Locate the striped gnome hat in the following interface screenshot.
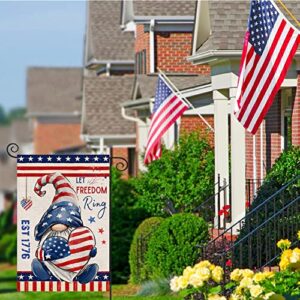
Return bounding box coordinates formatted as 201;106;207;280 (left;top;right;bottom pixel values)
34;172;78;205
34;173;83;241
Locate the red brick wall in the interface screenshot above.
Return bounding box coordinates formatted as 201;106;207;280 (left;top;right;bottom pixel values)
111;147;130;179
135;25;210;74
34;122;83;154
135;25;150;73
155;32;210;74
292;74;300;146
245;93;282;181
180;115;214;146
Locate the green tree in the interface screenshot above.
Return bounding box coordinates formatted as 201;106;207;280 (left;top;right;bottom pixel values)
133;132;214;215
111;168;148;283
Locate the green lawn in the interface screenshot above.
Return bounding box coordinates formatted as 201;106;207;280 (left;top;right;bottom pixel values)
0;265;180;299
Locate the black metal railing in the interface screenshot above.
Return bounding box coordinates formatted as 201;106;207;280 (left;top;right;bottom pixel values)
245;178;264;210
200;174;300;272
193;174;231;231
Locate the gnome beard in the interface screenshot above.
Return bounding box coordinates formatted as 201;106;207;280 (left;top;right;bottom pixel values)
38;226;77;282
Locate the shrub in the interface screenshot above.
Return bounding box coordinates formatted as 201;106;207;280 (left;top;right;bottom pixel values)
133;132;214;216
0;232;17;264
129;217;164;284
111;168;148;283
145;214;209;280
235;147;300;268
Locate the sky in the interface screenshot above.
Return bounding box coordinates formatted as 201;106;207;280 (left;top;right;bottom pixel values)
0;0;86;112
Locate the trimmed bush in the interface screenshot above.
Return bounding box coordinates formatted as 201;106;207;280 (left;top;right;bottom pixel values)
111;167;148;283
129;217;164;284
235;147;300;267
133;132;214;216
145;214;209;279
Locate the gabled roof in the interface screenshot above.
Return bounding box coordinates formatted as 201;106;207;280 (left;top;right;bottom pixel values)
193;0;300;57
133;0;196;17
82;75;135;136
27;67;82;116
87;0;134;62
133;74;211;99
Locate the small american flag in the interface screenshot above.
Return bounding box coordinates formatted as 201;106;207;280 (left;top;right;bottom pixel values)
21;198;32;210
235;0;300;134
144;75;189;164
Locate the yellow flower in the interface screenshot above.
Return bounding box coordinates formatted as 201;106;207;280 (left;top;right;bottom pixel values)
195;260;213;270
177;275;189;289
277;239;291;250
263;292;275;299
208;294;226;300
231;269;243;282
290;248;300;264
188;273;204;288
279;249;293;270
249;284;264;298
241;269;254;278
170;276;181;292
253;272;266;283
240;277;253;288
229;294;243;300
212;266;224;283
196;267;211;281
182;266;194;281
298;230;300;240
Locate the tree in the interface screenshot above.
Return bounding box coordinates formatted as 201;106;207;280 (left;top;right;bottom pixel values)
133;132;214;216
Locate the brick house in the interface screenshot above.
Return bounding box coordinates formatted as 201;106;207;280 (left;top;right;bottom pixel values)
188;0;300;224
120;0;215;171
81;0;136;176
27;67;84;154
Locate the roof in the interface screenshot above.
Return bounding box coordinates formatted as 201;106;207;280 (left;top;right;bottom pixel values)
133;0;196;16
82;75;135;136
87;1;134;62
195;0;300;55
134;74;211;99
27;67;82;115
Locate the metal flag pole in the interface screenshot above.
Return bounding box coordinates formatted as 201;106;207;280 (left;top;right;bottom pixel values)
157;68;214;133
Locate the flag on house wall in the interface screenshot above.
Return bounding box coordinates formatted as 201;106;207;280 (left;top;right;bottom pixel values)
17;155;110;292
235;0;300;134
144;75;189;164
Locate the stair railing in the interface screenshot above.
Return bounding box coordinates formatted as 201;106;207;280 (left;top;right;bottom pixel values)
200;174;300;268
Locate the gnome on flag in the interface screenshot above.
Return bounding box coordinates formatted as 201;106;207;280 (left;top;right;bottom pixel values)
31;172;99;284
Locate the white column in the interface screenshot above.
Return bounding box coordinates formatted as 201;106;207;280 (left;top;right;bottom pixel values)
149;19;155;73
213;90;229;227
230;87;246;226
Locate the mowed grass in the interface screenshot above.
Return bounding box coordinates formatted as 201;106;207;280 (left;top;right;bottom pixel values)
0;265;180;299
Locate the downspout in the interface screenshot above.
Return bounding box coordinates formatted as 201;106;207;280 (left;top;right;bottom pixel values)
149;19;155;73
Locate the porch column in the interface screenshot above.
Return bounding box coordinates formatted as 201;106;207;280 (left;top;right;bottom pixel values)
213;90;229;228
230;87;246;225
292;69;300;146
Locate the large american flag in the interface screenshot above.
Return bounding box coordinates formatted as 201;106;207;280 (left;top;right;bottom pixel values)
144;75;189;164
235;0;300;134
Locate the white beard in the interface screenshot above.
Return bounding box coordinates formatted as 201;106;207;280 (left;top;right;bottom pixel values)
39;227;78;282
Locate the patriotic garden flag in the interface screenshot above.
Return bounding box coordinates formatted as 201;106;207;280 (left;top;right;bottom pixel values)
17;154;110;292
144;74;189;164
235;0;300;134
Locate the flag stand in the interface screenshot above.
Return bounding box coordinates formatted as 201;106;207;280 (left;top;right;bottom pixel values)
7;142;128;300
277;0;300;28
157;68;214;133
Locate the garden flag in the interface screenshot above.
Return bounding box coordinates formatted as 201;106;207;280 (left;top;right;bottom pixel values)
235;0;300;134
17;154;110;292
144;74;189;164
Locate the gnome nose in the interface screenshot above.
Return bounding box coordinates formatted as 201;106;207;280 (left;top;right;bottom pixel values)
51;224;68;232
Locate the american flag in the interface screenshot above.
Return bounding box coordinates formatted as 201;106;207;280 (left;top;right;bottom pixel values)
37;227;96;272
21;198;32;210
144;75;189;164
235;0;300;134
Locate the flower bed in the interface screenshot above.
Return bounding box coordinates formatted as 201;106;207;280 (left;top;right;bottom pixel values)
170;232;300;299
